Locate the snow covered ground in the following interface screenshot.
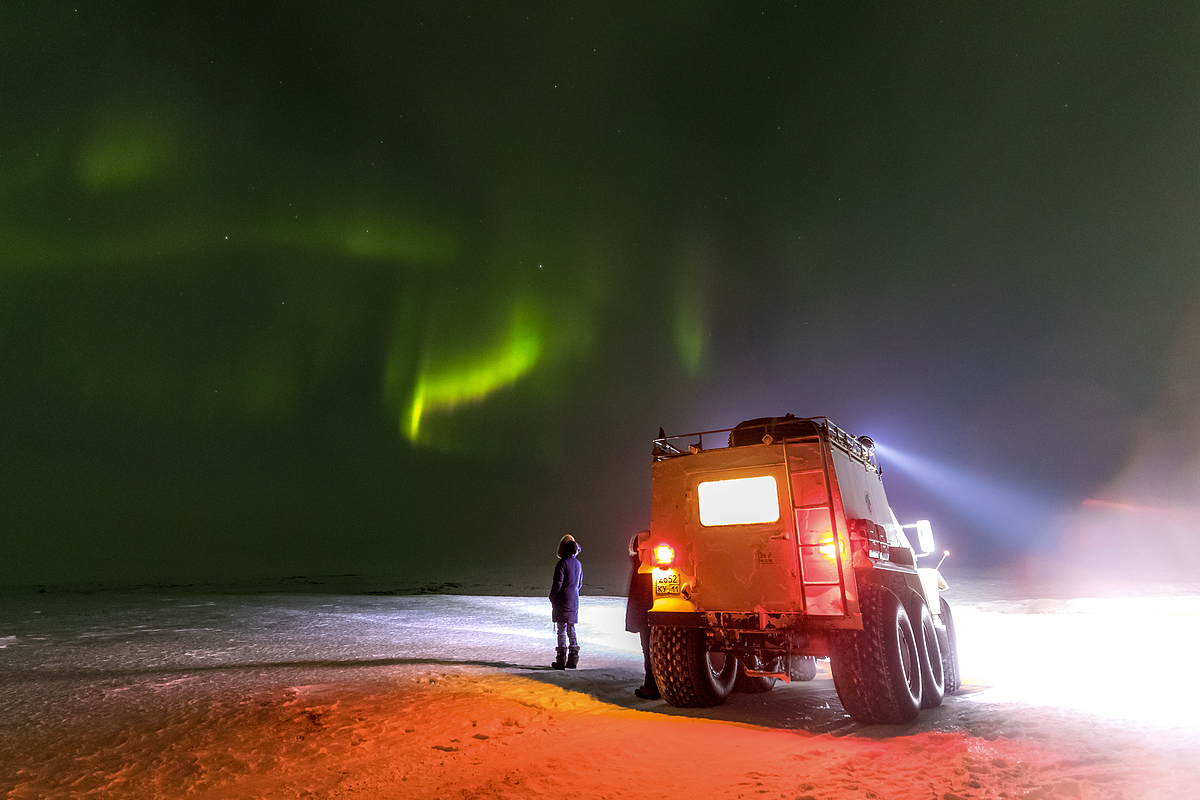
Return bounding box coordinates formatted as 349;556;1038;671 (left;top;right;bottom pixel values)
2;575;1199;799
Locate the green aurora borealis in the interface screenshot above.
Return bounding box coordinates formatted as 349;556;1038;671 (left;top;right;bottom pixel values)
5;3;1200;586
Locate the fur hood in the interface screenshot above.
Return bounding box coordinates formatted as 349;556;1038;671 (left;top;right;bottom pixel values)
557;535;581;559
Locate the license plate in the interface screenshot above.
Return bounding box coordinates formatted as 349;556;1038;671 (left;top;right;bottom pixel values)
655;571;681;595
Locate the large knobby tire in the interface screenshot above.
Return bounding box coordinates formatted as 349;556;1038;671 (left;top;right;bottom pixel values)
907;595;945;710
937;597;962;694
733;654;778;694
650;626;739;708
829;583;923;724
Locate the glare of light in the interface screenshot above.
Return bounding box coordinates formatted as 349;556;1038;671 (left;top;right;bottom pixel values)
698;475;780;527
957;595;1200;728
873;441;1063;551
402;302;542;442
577;601;644;654
654;544;675;565
818;538;837;559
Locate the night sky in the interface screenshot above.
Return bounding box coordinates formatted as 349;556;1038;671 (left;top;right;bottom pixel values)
5;3;1200;588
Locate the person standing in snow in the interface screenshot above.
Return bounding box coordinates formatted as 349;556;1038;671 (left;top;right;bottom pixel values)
625;531;659;699
549;534;584;670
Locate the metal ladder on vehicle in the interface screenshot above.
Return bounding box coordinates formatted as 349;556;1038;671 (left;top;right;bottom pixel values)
782;427;850;617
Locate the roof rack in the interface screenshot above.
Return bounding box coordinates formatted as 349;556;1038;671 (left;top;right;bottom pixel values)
652;416;878;471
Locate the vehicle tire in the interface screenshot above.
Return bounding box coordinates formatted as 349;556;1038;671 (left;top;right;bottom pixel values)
829;583;923;724
789;655;818;682
937;597;961;694
650;626;739;708
907;596;945;709
733;654;777;693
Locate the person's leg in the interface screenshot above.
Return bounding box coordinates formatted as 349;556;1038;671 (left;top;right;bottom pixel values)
642;630;656;688
552;623;567;669
565;623;580;668
636;629;660;698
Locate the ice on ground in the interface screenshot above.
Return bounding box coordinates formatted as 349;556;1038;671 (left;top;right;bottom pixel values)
1;576;1198;799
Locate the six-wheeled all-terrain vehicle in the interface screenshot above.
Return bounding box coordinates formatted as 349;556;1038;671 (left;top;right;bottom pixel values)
636;415;960;724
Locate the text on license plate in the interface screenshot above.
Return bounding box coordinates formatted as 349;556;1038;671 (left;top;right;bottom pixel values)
655;572;681;595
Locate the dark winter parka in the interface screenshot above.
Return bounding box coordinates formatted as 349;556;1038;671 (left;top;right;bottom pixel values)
624;539;653;634
549;539;584;624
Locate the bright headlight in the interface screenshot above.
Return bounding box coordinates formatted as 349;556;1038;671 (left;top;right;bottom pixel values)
698;475;780;526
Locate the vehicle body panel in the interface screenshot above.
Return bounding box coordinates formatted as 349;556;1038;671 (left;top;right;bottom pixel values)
644;417;931;640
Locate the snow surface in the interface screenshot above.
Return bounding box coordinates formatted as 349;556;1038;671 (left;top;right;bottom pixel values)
2;576;1199;799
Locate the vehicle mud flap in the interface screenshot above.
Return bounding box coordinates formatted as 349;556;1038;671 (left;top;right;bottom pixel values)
937;596;961;694
905;593;945;709
650;626;739;708
829;583;923;724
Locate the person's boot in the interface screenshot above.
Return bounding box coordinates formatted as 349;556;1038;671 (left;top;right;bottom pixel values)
635;672;660;699
635;682;660;700
551;647;567;670
565;646;580;669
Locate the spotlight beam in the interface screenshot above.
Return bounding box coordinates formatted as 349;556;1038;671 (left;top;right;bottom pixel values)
873;441;1065;551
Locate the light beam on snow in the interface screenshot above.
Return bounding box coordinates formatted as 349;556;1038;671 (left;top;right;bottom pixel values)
956;594;1200;728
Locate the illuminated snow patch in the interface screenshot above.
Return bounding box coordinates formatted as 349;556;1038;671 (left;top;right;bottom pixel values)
957;596;1200;728
577;602;643;654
